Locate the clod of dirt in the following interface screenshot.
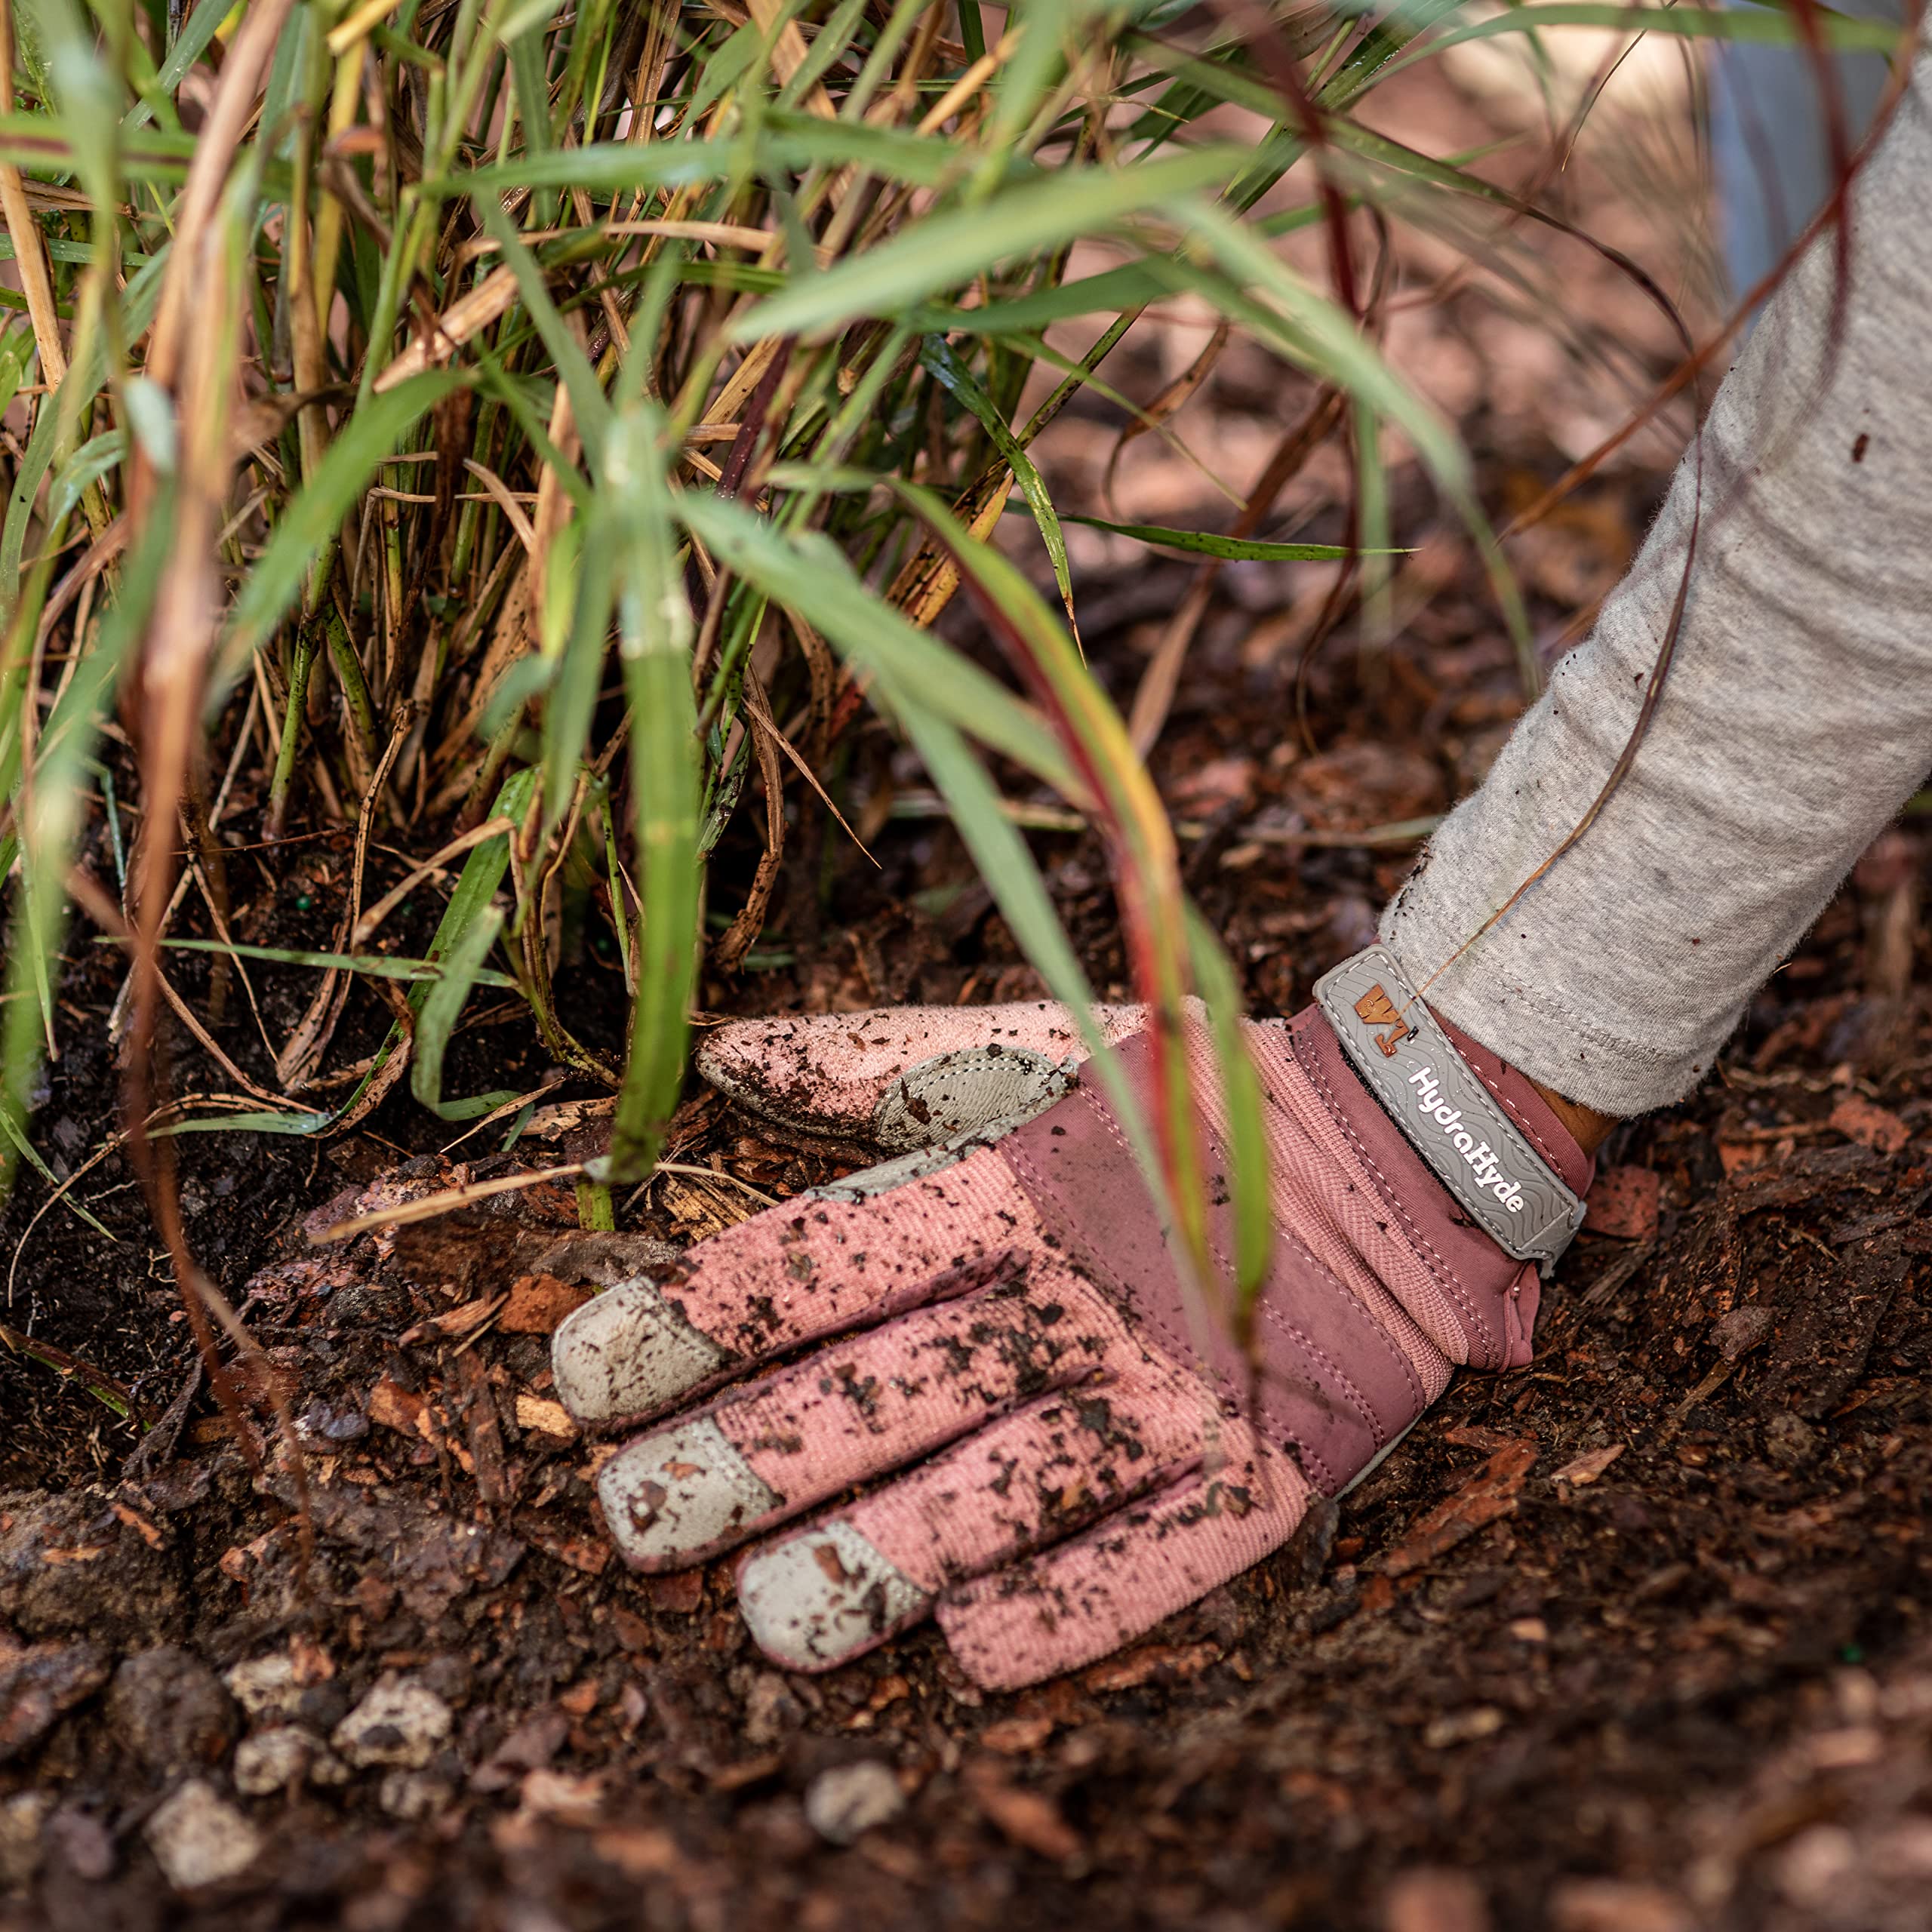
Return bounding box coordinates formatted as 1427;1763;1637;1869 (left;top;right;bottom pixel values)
142;1779;262;1891
804;1760;906;1844
232;1724;343;1795
105;1647;235;1770
1712;1304;1775;1361
0;1641;109;1764
331;1678;453;1770
0;1491;181;1642
1764;1409;1823;1469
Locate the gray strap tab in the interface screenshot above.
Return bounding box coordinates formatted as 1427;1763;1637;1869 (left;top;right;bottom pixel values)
1314;946;1585;1275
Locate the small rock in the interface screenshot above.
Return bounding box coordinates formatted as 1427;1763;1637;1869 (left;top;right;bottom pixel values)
108;1647;235;1769
1776;1826;1859;1909
0;1791;51;1891
232;1725;320;1796
1585;1166;1659;1241
380;1770;455;1821
1422;1706;1506;1749
803;1760;906;1844
331;1678;453;1769
516;1767;605;1826
43;1805;113;1882
469;1709;569;1793
224;1654;303;1722
143;1779;262;1891
419;1652;473;1709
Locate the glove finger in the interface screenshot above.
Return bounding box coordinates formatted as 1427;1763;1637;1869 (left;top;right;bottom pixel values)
731;1352;1219;1673
553;1142;1037;1428
697;1001;1151;1148
594;1269;1125;1570
934;1437;1312;1692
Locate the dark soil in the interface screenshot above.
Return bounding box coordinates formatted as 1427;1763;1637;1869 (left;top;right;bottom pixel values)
3;62;1928;1932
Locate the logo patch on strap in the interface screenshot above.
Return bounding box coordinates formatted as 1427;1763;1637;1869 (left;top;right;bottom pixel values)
1315;946;1586;1275
1352;983;1415;1057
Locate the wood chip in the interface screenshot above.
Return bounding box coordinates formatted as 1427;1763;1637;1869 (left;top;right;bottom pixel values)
1381;1440;1537;1579
1585;1166;1659;1241
962;1758;1083;1862
500;1274;594;1336
1830;1094;1910;1155
1081;1640;1220;1692
366;1377;425;1435
979;1712;1058;1755
638;1568;703;1614
514;1393;578;1440
1553;1442;1625;1487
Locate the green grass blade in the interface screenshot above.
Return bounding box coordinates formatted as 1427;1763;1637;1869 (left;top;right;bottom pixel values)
601;405;700;1185
411;903;524;1120
220;371;465;681
920;335;1078;638
152;938;521;989
725;146;1251;343
1184;904;1272;1305
1051;511;1385;563
678;491;1078;795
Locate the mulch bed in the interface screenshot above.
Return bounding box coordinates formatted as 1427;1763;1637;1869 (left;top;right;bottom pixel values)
3;60;1927;1932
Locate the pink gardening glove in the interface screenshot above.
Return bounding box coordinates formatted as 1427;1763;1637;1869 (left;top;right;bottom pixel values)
552;950;1594;1690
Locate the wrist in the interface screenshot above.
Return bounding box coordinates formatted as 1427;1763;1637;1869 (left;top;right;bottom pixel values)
1527;1078;1620;1156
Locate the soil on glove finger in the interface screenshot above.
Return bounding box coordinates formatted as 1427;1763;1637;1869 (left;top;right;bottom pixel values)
4;67;1929;1932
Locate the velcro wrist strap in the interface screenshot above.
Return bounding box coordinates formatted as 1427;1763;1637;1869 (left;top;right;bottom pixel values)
1314;946;1586;1275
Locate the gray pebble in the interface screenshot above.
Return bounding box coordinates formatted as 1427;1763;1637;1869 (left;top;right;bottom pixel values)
331;1678;453;1770
804;1761;906;1845
143;1780;262;1890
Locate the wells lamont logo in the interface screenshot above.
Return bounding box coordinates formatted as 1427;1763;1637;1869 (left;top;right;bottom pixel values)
1354;983;1414;1058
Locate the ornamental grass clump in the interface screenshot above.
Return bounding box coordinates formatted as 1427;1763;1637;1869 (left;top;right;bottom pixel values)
0;0;1900;1415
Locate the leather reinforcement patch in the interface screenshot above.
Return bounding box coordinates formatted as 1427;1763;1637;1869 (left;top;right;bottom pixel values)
1314;946;1586;1275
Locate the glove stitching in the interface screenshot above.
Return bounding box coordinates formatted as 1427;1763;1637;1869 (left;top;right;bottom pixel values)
1194;1198;1420;1444
1293;1031;1496;1364
1069;1092;1389;1457
1002;1107;1349;1497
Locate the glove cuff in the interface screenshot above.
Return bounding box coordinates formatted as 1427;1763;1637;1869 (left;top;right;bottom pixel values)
1314;946;1589;1278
